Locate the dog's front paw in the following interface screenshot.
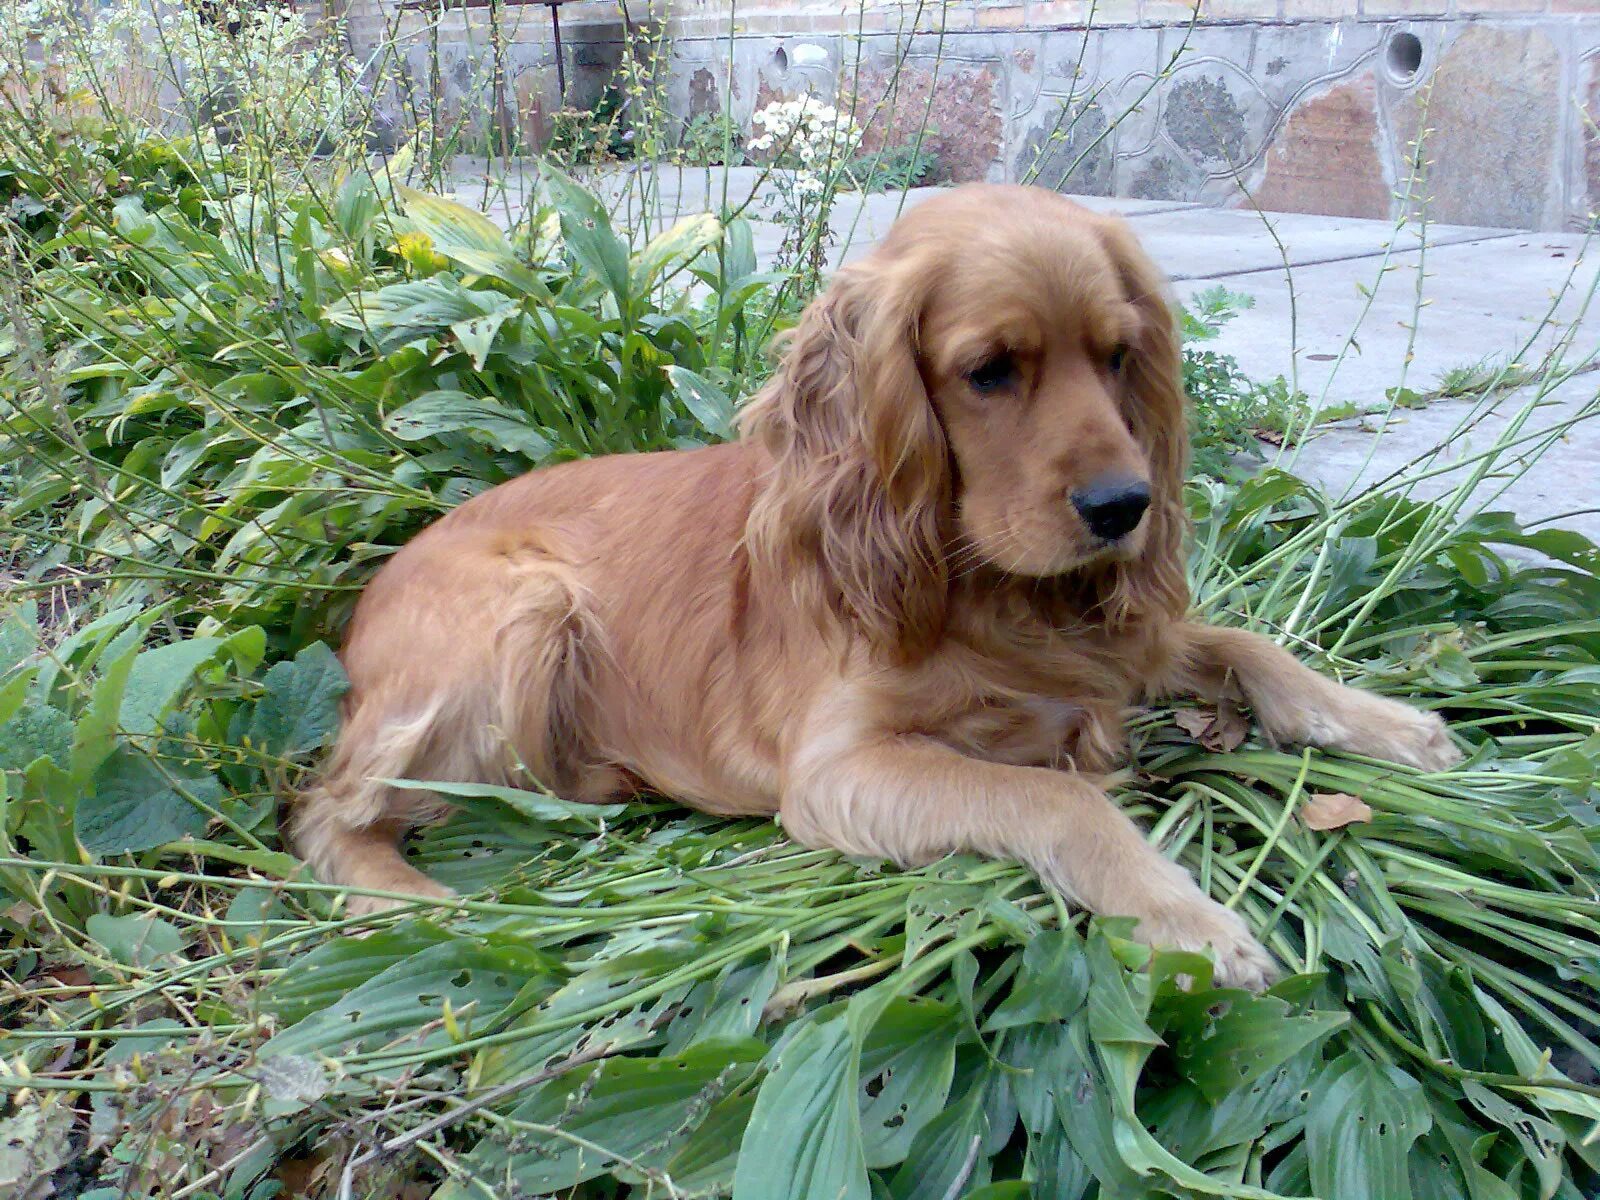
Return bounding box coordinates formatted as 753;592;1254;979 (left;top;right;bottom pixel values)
1132;897;1276;992
1329;695;1461;772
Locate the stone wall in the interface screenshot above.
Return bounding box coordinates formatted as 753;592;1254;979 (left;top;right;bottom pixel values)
332;0;1600;230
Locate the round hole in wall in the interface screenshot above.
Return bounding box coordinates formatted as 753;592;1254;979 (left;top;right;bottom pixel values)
1386;31;1423;83
772;46;789;73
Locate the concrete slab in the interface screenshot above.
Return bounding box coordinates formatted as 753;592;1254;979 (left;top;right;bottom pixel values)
1176;234;1600;407
1276;374;1600;544
1126;207;1516;281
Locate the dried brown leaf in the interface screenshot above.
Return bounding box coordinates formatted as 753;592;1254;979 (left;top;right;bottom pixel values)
1300;792;1373;831
1173;702;1249;753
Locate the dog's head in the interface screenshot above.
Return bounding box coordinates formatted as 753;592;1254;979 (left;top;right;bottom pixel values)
743;184;1189;659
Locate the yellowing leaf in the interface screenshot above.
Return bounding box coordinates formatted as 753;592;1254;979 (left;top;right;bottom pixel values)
1301;792;1373;831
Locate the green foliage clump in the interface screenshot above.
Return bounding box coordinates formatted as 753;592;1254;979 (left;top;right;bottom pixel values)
674;111;747;167
1182;285;1307;475
843;142;943;193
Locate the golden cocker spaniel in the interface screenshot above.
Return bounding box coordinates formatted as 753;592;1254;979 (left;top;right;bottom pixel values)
294;185;1459;988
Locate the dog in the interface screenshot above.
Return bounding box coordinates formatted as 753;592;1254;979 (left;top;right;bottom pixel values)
293;184;1459;989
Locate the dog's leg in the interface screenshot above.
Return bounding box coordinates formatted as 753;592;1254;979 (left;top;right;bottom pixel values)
1168;623;1460;771
781;725;1275;990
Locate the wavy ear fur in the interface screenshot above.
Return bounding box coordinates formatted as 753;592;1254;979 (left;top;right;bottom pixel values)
740;260;950;661
1098;219;1191;626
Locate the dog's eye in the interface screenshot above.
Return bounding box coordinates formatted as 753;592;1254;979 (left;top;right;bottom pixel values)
966;354;1016;394
1108;344;1129;374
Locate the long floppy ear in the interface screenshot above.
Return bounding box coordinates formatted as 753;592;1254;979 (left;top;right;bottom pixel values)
740;258;950;661
1097;219;1191;626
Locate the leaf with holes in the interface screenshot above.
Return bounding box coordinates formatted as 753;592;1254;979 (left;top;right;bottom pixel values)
1306;1053;1432;1200
262;937;546;1059
262;921;458;1026
857;998;960;1168
1163;988;1347;1103
888;1074;993;1200
441;1039;767;1199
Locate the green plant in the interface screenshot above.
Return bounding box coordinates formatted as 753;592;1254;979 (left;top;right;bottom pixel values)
0;144;777;647
547;89;636;165
1181;286;1308;475
842;142;941;192
675;111;746;167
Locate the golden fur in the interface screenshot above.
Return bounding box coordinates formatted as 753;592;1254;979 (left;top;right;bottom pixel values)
294;185;1459;988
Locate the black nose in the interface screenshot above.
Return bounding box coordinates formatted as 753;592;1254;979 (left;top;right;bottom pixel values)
1071;477;1152;542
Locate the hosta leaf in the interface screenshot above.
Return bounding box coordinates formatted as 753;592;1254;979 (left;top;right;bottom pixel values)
442;1039;767;1199
244;641;347;760
857;997;959;1168
1306;1053;1431;1200
889;1076;992;1200
450;309;512;371
985;928;1088;1030
263;921;459;1025
385;390;552;460
1165;988;1347;1103
666;365;734;440
733;1014;869;1200
393;184;511;255
262;936;544;1059
634;212;721;288
1461;1082;1564;1200
543;167;631;304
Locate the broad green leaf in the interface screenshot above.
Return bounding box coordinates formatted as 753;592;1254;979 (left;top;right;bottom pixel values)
385;390;552;460
986;929;1088;1030
858;998;959;1167
443;1039;766;1199
889;1076;992;1200
85;913;185;968
450;309;513;371
263;922;459;1025
78;746;220;856
244;641;347;759
543;167;631;304
69;626;142;784
386;778;625;825
0;703;72;774
667;365;734;440
1164;988;1347;1103
1306;1053;1432;1200
734;1014;869;1200
263;937;544;1059
634;212;721;288
393;184;512;255
119;637;223;739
